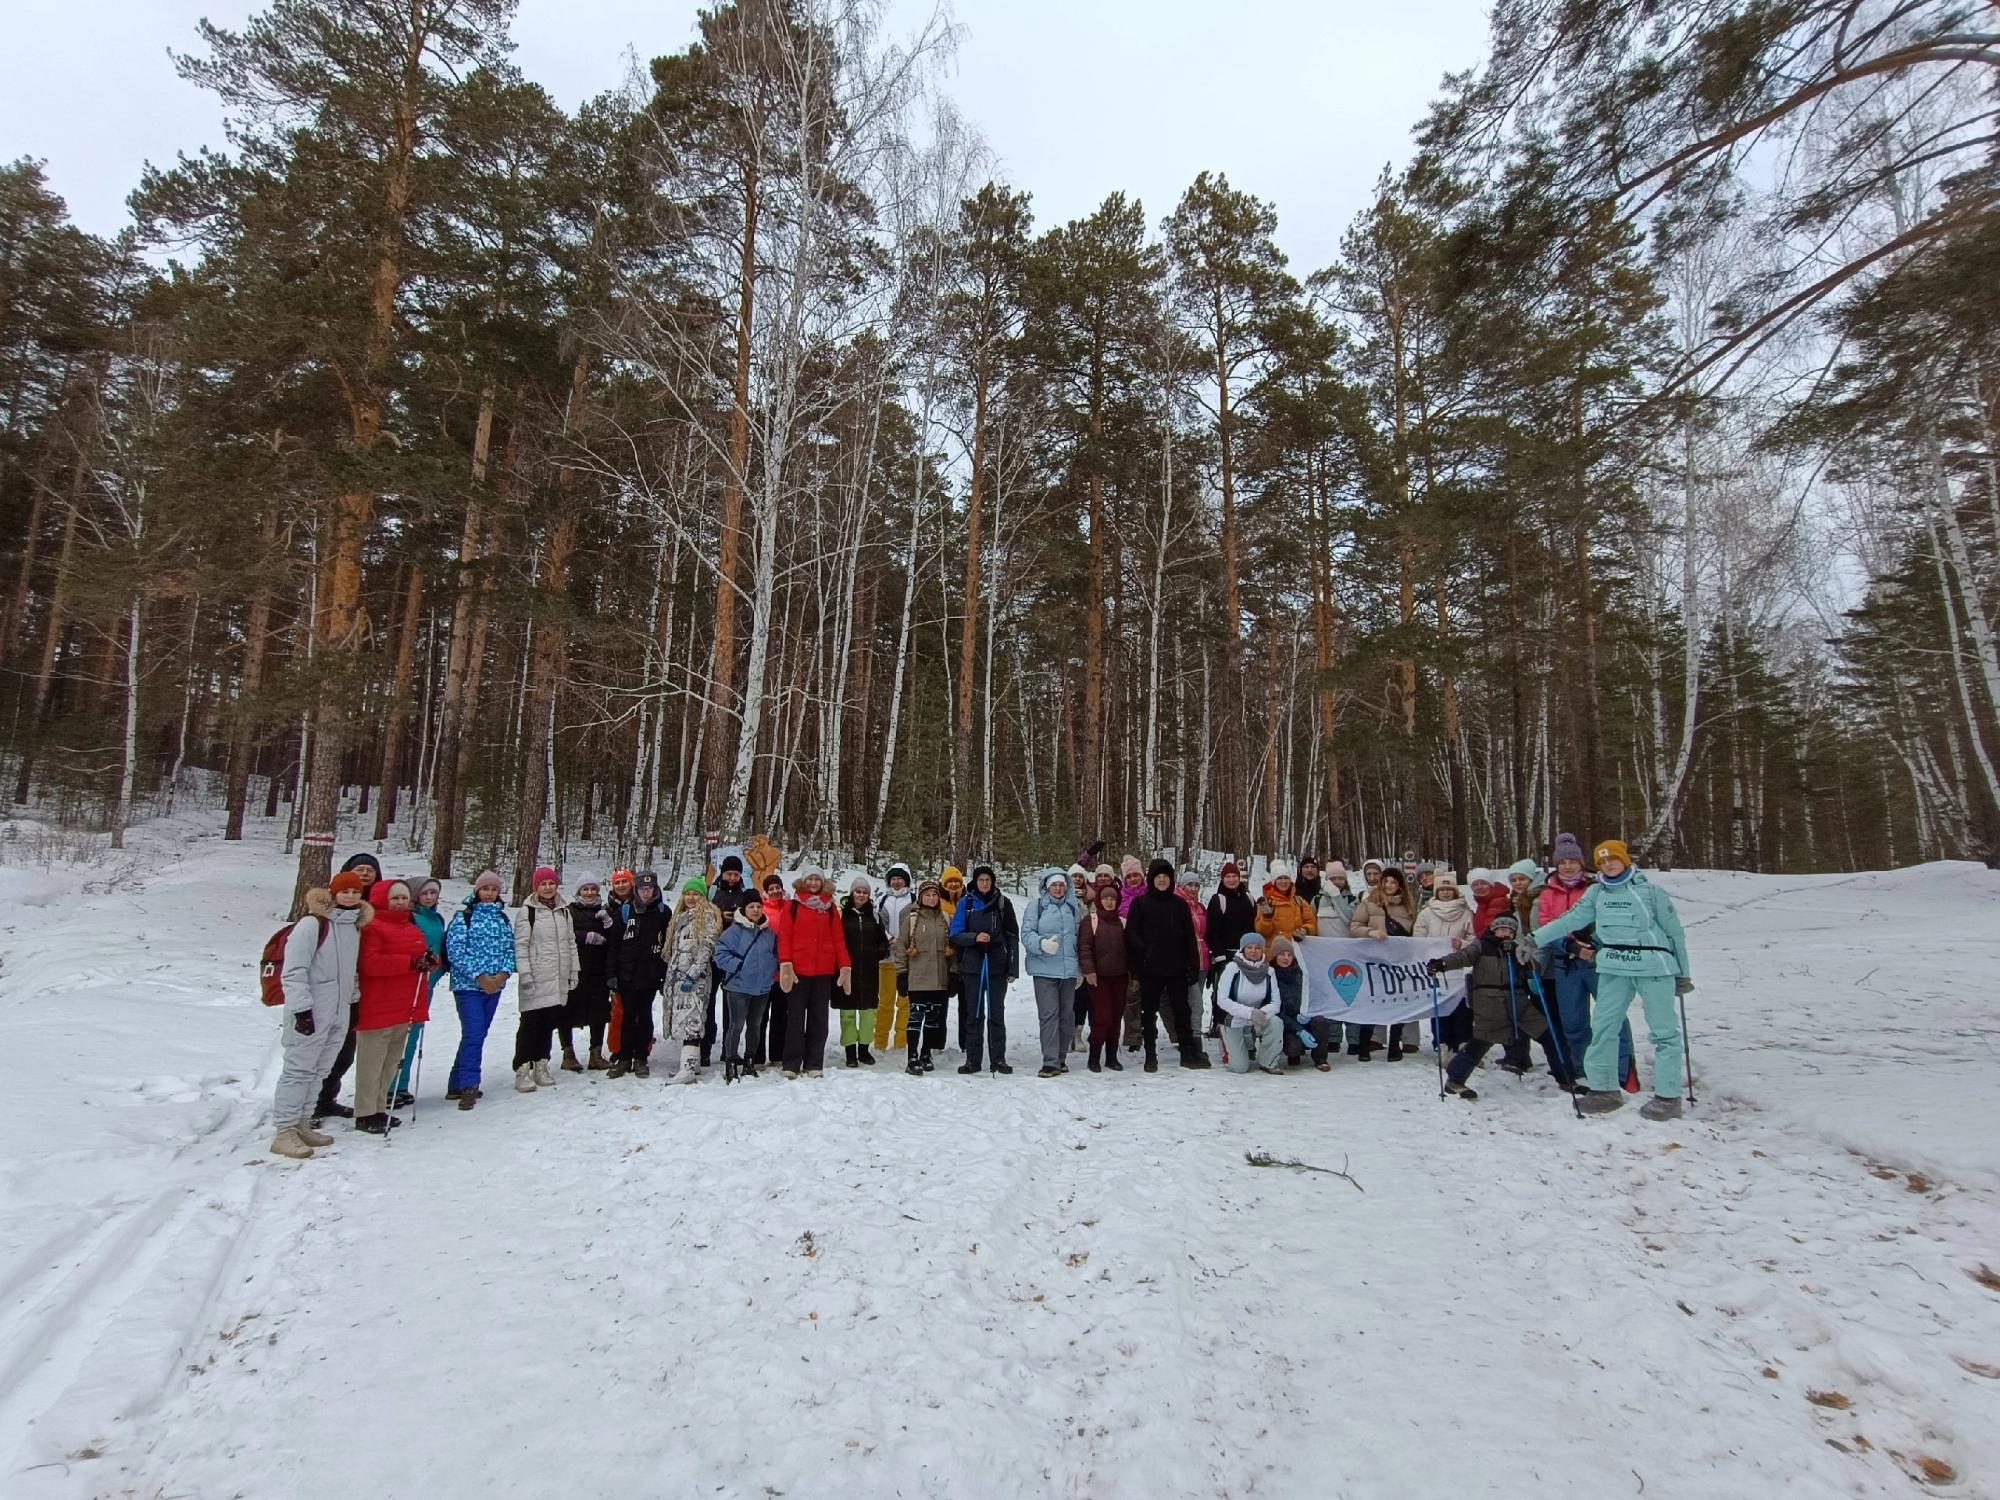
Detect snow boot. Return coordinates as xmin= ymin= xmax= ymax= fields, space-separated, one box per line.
xmin=296 ymin=1122 xmax=335 ymax=1147
xmin=634 ymin=1059 xmax=651 ymax=1080
xmin=607 ymin=1058 xmax=630 ymax=1079
xmin=513 ymin=1065 xmax=537 ymax=1093
xmin=844 ymin=1044 xmax=858 ymax=1069
xmin=1143 ymin=1042 xmax=1159 ymax=1074
xmin=743 ymin=1059 xmax=760 ymax=1079
xmin=532 ymin=1060 xmax=555 ymax=1088
xmin=1037 ymin=1065 xmax=1061 ymax=1079
xmin=457 ymin=1089 xmax=478 ymax=1111
xmin=724 ymin=1059 xmax=738 ymax=1084
xmin=1445 ymin=1079 xmax=1478 ymax=1100
xmin=270 ymin=1127 xmax=313 ymax=1160
xmin=1386 ymin=1042 xmax=1405 ymax=1061
xmin=674 ymin=1043 xmax=700 ymax=1083
xmin=784 ymin=1068 xmax=802 ymax=1080
xmin=1640 ymin=1096 xmax=1684 ymax=1121
xmin=991 ymin=1061 xmax=1013 ymax=1075
xmin=858 ymin=1046 xmax=876 ymax=1066
xmin=919 ymin=1052 xmax=935 ymax=1073
xmin=957 ymin=1061 xmax=980 ymax=1075
xmin=1182 ymin=1050 xmax=1212 ymax=1070
xmin=314 ymin=1100 xmax=354 ymax=1122
xmin=1087 ymin=1044 xmax=1102 ymax=1073
xmin=906 ymin=1053 xmax=923 ymax=1076
xmin=392 ymin=1090 xmax=416 ymax=1110
xmin=561 ymin=1047 xmax=583 ymax=1073
xmin=1104 ymin=1050 xmax=1124 ymax=1071
xmin=588 ymin=1048 xmax=610 ymax=1071
xmin=355 ymin=1113 xmax=402 ymax=1135
xmin=1577 ymin=1089 xmax=1625 ymax=1115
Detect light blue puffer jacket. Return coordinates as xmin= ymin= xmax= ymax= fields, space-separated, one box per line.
xmin=1020 ymin=870 xmax=1083 ymax=980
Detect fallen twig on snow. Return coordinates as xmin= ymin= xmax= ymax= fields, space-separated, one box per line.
xmin=1243 ymin=1152 xmax=1364 ymax=1193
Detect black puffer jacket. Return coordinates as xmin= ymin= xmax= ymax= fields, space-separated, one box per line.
xmin=840 ymin=895 xmax=890 ymax=980
xmin=610 ymin=894 xmax=668 ymax=995
xmin=1125 ymin=861 xmax=1200 ymax=979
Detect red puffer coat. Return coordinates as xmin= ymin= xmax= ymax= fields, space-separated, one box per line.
xmin=357 ymin=882 xmax=433 ymax=1031
xmin=778 ymin=893 xmax=851 ymax=977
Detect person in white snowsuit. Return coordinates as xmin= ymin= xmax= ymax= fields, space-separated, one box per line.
xmin=662 ymin=876 xmax=724 ymax=1082
xmin=1215 ymin=932 xmax=1286 ymax=1076
xmin=271 ymin=872 xmax=371 ymax=1159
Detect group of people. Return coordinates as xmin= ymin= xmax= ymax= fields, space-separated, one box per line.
xmin=265 ymin=833 xmax=1695 ymax=1160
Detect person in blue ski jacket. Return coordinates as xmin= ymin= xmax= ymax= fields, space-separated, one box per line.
xmin=1533 ymin=839 xmax=1692 ymax=1119
xmin=948 ymin=864 xmax=1018 ymax=1075
xmin=441 ymin=869 xmax=517 ymax=1110
xmin=713 ymin=900 xmax=781 ymax=1082
xmin=1020 ymin=868 xmax=1083 ymax=1076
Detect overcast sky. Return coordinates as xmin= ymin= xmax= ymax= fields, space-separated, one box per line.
xmin=5 ymin=0 xmax=1491 ymax=273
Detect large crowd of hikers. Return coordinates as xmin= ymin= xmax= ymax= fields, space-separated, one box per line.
xmin=265 ymin=835 xmax=1695 ymax=1160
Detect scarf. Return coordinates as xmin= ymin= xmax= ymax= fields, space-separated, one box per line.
xmin=1557 ymin=869 xmax=1588 ymax=890
xmin=1599 ymin=866 xmax=1634 ymax=888
xmin=796 ymin=891 xmax=833 ymax=914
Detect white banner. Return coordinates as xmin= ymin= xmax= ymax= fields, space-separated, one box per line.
xmin=1296 ymin=935 xmax=1467 ymax=1026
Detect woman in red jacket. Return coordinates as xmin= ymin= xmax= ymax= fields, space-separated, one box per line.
xmin=775 ymin=867 xmax=851 ymax=1079
xmin=355 ymin=879 xmax=437 ymax=1133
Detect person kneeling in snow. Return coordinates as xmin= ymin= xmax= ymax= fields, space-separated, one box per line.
xmin=1425 ymin=911 xmax=1579 ymax=1100
xmin=1532 ymin=840 xmax=1692 ymax=1119
xmin=1215 ymin=933 xmax=1287 ymax=1075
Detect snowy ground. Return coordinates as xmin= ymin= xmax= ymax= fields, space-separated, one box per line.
xmin=1 ymin=813 xmax=1997 ymax=1500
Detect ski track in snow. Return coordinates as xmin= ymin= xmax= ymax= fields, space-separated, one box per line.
xmin=1 ymin=818 xmax=1997 ymax=1499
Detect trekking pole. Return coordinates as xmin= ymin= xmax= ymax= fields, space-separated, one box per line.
xmin=410 ymin=1024 xmax=425 ymax=1128
xmin=1679 ymin=989 xmax=1697 ymax=1107
xmin=1428 ymin=977 xmax=1446 ymax=1100
xmin=1527 ymin=969 xmax=1583 ymax=1120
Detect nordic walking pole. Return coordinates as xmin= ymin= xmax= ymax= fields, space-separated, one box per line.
xmin=1428 ymin=976 xmax=1446 ymax=1100
xmin=1526 ymin=967 xmax=1583 ymax=1120
xmin=1679 ymin=989 xmax=1697 ymax=1107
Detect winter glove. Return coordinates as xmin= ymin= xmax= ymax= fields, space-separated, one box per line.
xmin=583 ymin=931 xmax=606 ymax=946
xmin=1424 ymin=957 xmax=1446 ymax=976
xmin=598 ymin=911 xmax=614 ymax=930
xmin=896 ymin=972 xmax=908 ymax=997
xmin=778 ymin=962 xmax=797 ymax=994
xmin=1256 ymin=898 xmax=1275 ymax=917
xmin=1251 ymin=1009 xmax=1273 ymax=1033
xmin=837 ymin=966 xmax=852 ymax=995
xmin=1039 ymin=935 xmax=1060 ymax=956
xmin=477 ymin=973 xmax=506 ymax=994
xmin=292 ymin=1009 xmax=316 ymax=1036
xmin=1676 ymin=978 xmax=1694 ymax=996
xmin=409 ymin=953 xmax=430 ymax=971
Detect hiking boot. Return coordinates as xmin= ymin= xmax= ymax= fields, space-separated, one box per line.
xmin=633 ymin=1059 xmax=651 ymax=1080
xmin=270 ymin=1127 xmax=313 ymax=1160
xmin=514 ymin=1065 xmax=537 ymax=1093
xmin=958 ymin=1061 xmax=980 ymax=1075
xmin=314 ymin=1101 xmax=354 ymax=1121
xmin=607 ymin=1058 xmax=630 ymax=1079
xmin=561 ymin=1048 xmax=584 ymax=1073
xmin=354 ymin=1113 xmax=390 ymax=1135
xmin=1578 ymin=1090 xmax=1625 ymax=1115
xmin=1386 ymin=1044 xmax=1405 ymax=1061
xmin=991 ymin=1061 xmax=1013 ymax=1076
xmin=1088 ymin=1044 xmax=1102 ymax=1073
xmin=392 ymin=1091 xmax=416 ymax=1110
xmin=857 ymin=1046 xmax=876 ymax=1066
xmin=1640 ymin=1096 xmax=1684 ymax=1121
xmin=1445 ymin=1079 xmax=1478 ymax=1100
xmin=1182 ymin=1052 xmax=1212 ymax=1070
xmin=532 ymin=1060 xmax=555 ymax=1087
xmin=1038 ymin=1065 xmax=1061 ymax=1079
xmin=743 ymin=1059 xmax=760 ymax=1079
xmin=906 ymin=1055 xmax=923 ymax=1076
xmin=1314 ymin=1059 xmax=1331 ymax=1072
xmin=918 ymin=1053 xmax=935 ymax=1073
xmin=1104 ymin=1052 xmax=1123 ymax=1071
xmin=844 ymin=1045 xmax=859 ymax=1068
xmin=457 ymin=1091 xmax=477 ymax=1111
xmin=1143 ymin=1050 xmax=1159 ymax=1074
xmin=296 ymin=1122 xmax=335 ymax=1147
xmin=784 ymin=1068 xmax=801 ymax=1080
xmin=446 ymin=1086 xmax=464 ymax=1100
xmin=588 ymin=1048 xmax=610 ymax=1071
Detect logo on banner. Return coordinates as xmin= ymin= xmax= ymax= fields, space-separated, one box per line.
xmin=1329 ymin=961 xmax=1363 ymax=1006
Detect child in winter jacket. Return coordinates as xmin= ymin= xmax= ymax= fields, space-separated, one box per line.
xmin=270 ymin=872 xmax=370 ymax=1159
xmin=353 ymin=879 xmax=437 ymax=1133
xmin=1535 ymin=839 xmax=1692 ymax=1118
xmin=1426 ymin=911 xmax=1579 ymax=1099
xmin=662 ymin=877 xmax=723 ymax=1083
xmin=1215 ymin=933 xmax=1286 ymax=1075
xmin=895 ymin=878 xmax=954 ymax=1075
xmin=1079 ymin=883 xmax=1130 ymax=1073
xmin=511 ymin=867 xmax=579 ymax=1094
xmin=442 ymin=870 xmax=516 ymax=1111
xmin=715 ymin=899 xmax=780 ymax=1081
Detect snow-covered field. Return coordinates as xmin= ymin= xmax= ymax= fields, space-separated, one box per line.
xmin=1 ymin=813 xmax=1996 ymax=1499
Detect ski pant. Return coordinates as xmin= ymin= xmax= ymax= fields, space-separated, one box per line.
xmin=1033 ymin=977 xmax=1077 ymax=1069
xmin=1137 ymin=973 xmax=1198 ymax=1061
xmin=873 ymin=963 xmax=907 ymax=1050
xmin=558 ymin=977 xmax=609 ymax=1059
xmin=354 ymin=1023 xmax=411 ymax=1119
xmin=906 ymin=992 xmax=947 ymax=1056
xmin=1072 ymin=981 xmax=1090 ymax=1033
xmin=1088 ymin=977 xmax=1128 ymax=1047
xmin=839 ymin=1007 xmax=877 ymax=1046
xmin=615 ymin=985 xmax=658 ymax=1063
xmin=314 ymin=1003 xmax=360 ymax=1112
xmin=448 ymin=990 xmax=499 ymax=1094
xmin=1449 ymin=1034 xmax=1571 ymax=1087
xmin=721 ymin=989 xmax=768 ymax=1064
xmin=1550 ymin=956 xmax=1632 ymax=1085
xmin=1222 ymin=1016 xmax=1286 ymax=1073
xmin=275 ymin=1006 xmax=349 ymax=1128
xmin=388 ymin=1020 xmax=425 ymax=1099
xmin=1589 ymin=974 xmax=1682 ymax=1097
xmin=958 ymin=962 xmax=1008 ymax=1070
xmin=783 ymin=972 xmax=834 ymax=1073
xmin=753 ymin=983 xmax=783 ymax=1064
xmin=513 ymin=1004 xmax=565 ymax=1069
xmin=1289 ymin=1016 xmax=1342 ymax=1064
xmin=701 ymin=965 xmax=722 ymax=1064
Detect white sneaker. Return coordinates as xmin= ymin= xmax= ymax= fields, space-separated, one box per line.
xmin=270 ymin=1127 xmax=313 ymax=1160
xmin=514 ymin=1064 xmax=538 ymax=1093
xmin=532 ymin=1060 xmax=555 ymax=1087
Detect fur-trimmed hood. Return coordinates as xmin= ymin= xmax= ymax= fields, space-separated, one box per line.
xmin=301 ymin=887 xmax=373 ymax=928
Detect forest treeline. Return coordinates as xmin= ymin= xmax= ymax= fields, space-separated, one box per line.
xmin=1 ymin=0 xmax=1995 ymax=906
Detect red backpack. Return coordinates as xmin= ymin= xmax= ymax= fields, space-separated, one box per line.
xmin=259 ymin=916 xmax=328 ymax=1006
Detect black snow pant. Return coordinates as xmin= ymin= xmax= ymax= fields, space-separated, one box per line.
xmin=513 ymin=1006 xmax=564 ymax=1069
xmin=957 ymin=961 xmax=1007 ymax=1069
xmin=1137 ymin=973 xmax=1196 ymax=1062
xmin=615 ymin=984 xmax=658 ymax=1063
xmin=758 ymin=982 xmax=785 ymax=1064
xmin=783 ymin=973 xmax=834 ymax=1073
xmin=316 ymin=1003 xmax=359 ymax=1112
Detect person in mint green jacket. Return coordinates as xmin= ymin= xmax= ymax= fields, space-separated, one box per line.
xmin=1532 ymin=838 xmax=1692 ymax=1119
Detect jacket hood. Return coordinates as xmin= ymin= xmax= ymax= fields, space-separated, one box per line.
xmin=303 ymin=887 xmax=372 ymax=926
xmin=1146 ymin=857 xmax=1175 ymax=884
xmin=366 ymin=878 xmax=415 ymax=917
xmin=969 ymin=863 xmax=997 ymax=890
xmin=1040 ymin=868 xmax=1074 ymax=896
xmin=733 ymin=904 xmax=768 ymax=928
xmin=885 ymin=862 xmax=913 ymax=886
xmin=940 ymin=864 xmax=965 ymax=886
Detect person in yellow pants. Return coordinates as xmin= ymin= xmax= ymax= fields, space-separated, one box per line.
xmin=873 ymin=863 xmax=915 ymax=1051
